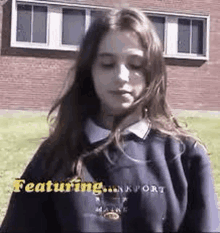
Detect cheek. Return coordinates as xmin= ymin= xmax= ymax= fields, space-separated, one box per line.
xmin=134 ymin=85 xmax=146 ymax=98
xmin=131 ymin=76 xmax=147 ymax=97
xmin=92 ymin=70 xmax=111 ymax=101
xmin=92 ymin=68 xmax=113 ymax=87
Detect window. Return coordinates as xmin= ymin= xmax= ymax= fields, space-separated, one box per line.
xmin=145 ymin=12 xmax=209 ymax=60
xmin=90 ymin=10 xmax=105 ymax=25
xmin=61 ymin=8 xmax=106 ymax=46
xmin=178 ymin=18 xmax=204 ymax=54
xmin=11 ymin=0 xmax=107 ymax=50
xmin=11 ymin=1 xmax=209 ymax=59
xmin=16 ymin=4 xmax=47 ymax=43
xmin=148 ymin=16 xmax=165 ymax=50
xmin=62 ymin=8 xmax=85 ymax=46
xmin=175 ymin=16 xmax=207 ymax=59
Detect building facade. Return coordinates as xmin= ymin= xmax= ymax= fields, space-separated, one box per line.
xmin=0 ymin=0 xmax=219 ymax=111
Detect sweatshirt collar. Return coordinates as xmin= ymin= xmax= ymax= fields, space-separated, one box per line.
xmin=84 ymin=117 xmax=150 ymax=144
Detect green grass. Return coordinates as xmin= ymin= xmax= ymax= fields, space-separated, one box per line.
xmin=0 ymin=112 xmax=49 ymax=223
xmin=178 ymin=116 xmax=220 ymax=199
xmin=0 ymin=112 xmax=220 ymax=224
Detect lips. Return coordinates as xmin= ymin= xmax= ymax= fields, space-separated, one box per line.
xmin=109 ymin=90 xmax=132 ymax=95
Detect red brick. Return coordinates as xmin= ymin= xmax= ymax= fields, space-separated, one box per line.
xmin=0 ymin=0 xmax=219 ymax=111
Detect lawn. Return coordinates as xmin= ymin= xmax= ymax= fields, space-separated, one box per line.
xmin=0 ymin=111 xmax=220 ymax=224
xmin=0 ymin=112 xmax=49 ymax=223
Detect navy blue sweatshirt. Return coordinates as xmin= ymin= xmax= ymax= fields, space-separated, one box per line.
xmin=1 ymin=119 xmax=219 ymax=232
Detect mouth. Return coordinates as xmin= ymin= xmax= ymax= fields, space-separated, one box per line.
xmin=109 ymin=90 xmax=132 ymax=95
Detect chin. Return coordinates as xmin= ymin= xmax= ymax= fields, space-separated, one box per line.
xmin=110 ymin=104 xmax=133 ymax=116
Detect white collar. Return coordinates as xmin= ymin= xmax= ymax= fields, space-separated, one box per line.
xmin=84 ymin=117 xmax=150 ymax=144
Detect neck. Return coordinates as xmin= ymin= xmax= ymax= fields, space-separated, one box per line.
xmin=96 ymin=106 xmax=144 ymax=130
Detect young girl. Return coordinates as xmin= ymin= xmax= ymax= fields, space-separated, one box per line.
xmin=1 ymin=7 xmax=219 ymax=232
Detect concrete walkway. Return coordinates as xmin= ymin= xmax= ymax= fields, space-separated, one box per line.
xmin=1 ymin=109 xmax=220 ymax=118
xmin=0 ymin=109 xmax=49 ymax=116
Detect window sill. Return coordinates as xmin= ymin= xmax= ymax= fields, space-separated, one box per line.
xmin=10 ymin=43 xmax=208 ymax=61
xmin=164 ymin=53 xmax=208 ymax=61
xmin=11 ymin=41 xmax=80 ymax=51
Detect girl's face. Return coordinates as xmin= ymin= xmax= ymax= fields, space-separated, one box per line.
xmin=92 ymin=30 xmax=146 ymax=116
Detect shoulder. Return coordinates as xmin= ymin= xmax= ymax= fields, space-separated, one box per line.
xmin=148 ymin=129 xmax=210 ymax=167
xmin=179 ymin=136 xmax=210 ymax=169
xmin=21 ymin=140 xmax=52 ymax=182
xmin=21 ymin=139 xmax=72 ymax=182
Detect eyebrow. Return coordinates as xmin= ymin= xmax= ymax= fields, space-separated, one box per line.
xmin=97 ymin=52 xmax=144 ymax=58
xmin=97 ymin=53 xmax=115 ymax=58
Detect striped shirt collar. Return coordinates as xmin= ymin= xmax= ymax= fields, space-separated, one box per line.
xmin=84 ymin=117 xmax=150 ymax=144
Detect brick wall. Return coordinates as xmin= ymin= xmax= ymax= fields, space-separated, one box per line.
xmin=0 ymin=0 xmax=219 ymax=111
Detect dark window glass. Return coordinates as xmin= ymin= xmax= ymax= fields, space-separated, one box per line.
xmin=178 ymin=18 xmax=190 ymax=53
xmin=17 ymin=5 xmax=32 ymax=42
xmin=62 ymin=9 xmax=85 ymax=45
xmin=149 ymin=16 xmax=165 ymax=50
xmin=90 ymin=10 xmax=105 ymax=25
xmin=32 ymin=6 xmax=47 ymax=43
xmin=192 ymin=20 xmax=203 ymax=54
xmin=17 ymin=4 xmax=47 ymax=43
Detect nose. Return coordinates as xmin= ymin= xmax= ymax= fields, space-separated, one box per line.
xmin=117 ymin=64 xmax=129 ymax=82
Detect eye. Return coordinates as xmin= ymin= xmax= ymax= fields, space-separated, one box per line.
xmin=99 ymin=55 xmax=115 ymax=68
xmin=127 ymin=55 xmax=144 ymax=70
xmin=128 ymin=63 xmax=142 ymax=70
xmin=101 ymin=63 xmax=115 ymax=68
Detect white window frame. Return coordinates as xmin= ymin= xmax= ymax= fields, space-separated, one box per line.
xmin=11 ymin=0 xmax=50 ymax=49
xmin=11 ymin=1 xmax=210 ymax=60
xmin=144 ymin=10 xmax=210 ymax=60
xmin=177 ymin=17 xmax=206 ymax=56
xmin=11 ymin=0 xmax=110 ymax=51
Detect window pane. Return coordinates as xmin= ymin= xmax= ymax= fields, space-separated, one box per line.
xmin=192 ymin=20 xmax=203 ymax=54
xmin=62 ymin=9 xmax=85 ymax=45
xmin=178 ymin=18 xmax=190 ymax=53
xmin=90 ymin=10 xmax=105 ymax=25
xmin=149 ymin=16 xmax=165 ymax=50
xmin=17 ymin=4 xmax=32 ymax=42
xmin=32 ymin=6 xmax=47 ymax=43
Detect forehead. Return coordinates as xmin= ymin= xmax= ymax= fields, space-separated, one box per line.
xmin=97 ymin=30 xmax=144 ymax=56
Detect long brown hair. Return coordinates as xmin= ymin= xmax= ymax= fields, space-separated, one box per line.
xmin=40 ymin=8 xmax=188 ymax=180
